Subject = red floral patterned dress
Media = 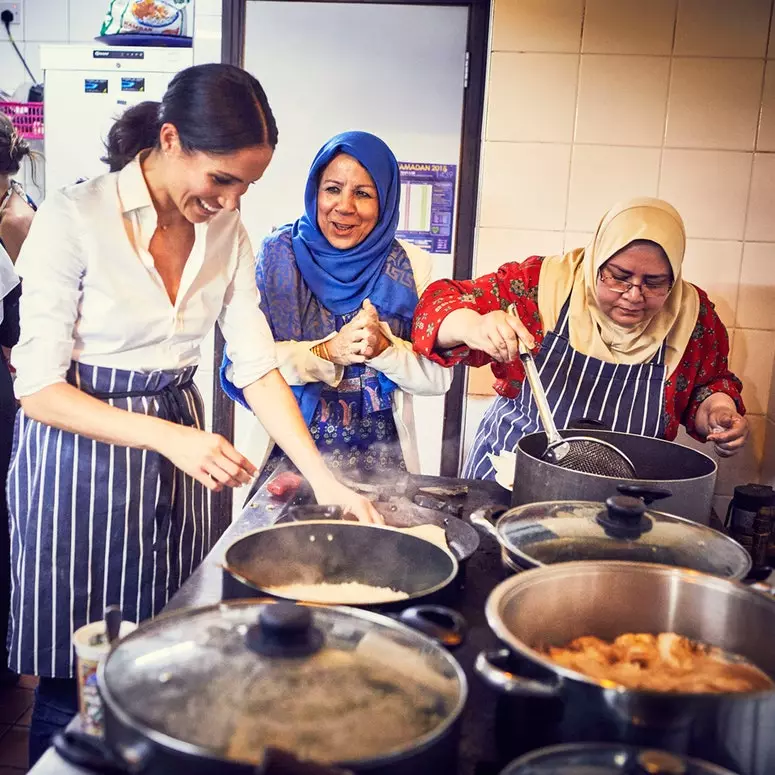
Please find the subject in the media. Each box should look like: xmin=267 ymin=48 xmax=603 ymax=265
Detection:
xmin=412 ymin=256 xmax=744 ymax=441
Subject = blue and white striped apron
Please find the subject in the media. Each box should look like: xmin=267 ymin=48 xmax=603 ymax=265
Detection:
xmin=464 ymin=298 xmax=668 ymax=481
xmin=6 ymin=362 xmax=212 ymax=677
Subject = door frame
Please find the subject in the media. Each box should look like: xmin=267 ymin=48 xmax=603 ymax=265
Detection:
xmin=212 ymin=0 xmax=489 ymax=515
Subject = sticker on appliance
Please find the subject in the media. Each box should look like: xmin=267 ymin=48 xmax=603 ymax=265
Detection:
xmin=395 ymin=163 xmax=457 ymax=254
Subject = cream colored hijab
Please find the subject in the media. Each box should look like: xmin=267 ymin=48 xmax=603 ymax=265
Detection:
xmin=537 ymin=197 xmax=698 ymax=376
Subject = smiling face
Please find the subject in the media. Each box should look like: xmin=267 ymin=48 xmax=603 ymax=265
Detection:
xmin=159 ymin=123 xmax=274 ymax=223
xmin=595 ymin=241 xmax=674 ymax=327
xmin=316 ymin=153 xmax=379 ymax=249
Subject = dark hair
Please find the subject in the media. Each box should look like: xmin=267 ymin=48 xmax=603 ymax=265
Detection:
xmin=102 ymin=63 xmax=278 ymax=172
xmin=0 ymin=112 xmax=32 ymax=176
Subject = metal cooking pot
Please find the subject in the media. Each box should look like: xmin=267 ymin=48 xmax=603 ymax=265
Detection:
xmin=471 ymin=490 xmax=752 ymax=580
xmin=514 ymin=430 xmax=717 ymax=524
xmin=221 ymin=516 xmax=460 ymax=609
xmin=56 ymin=600 xmax=468 ymax=775
xmin=475 ymin=561 xmax=775 ymax=775
xmin=500 ymin=742 xmax=737 ymax=774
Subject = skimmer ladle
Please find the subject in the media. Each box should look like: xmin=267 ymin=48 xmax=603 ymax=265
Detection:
xmin=516 ymin=338 xmax=638 ymax=479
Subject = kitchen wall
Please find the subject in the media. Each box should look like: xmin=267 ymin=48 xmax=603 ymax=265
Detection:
xmin=468 ymin=0 xmax=775 ymax=514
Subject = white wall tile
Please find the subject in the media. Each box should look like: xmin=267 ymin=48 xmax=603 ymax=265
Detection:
xmin=194 ymin=12 xmax=222 ymax=40
xmin=22 ymin=43 xmax=43 ymax=86
xmin=769 ymin=355 xmax=775 ymax=421
xmin=479 ymin=142 xmax=571 ymax=230
xmin=714 ymin=414 xmax=766 ymax=494
xmin=770 ymin=11 xmax=775 ymax=59
xmin=486 ymin=53 xmax=578 ymax=143
xmin=746 ymin=153 xmax=775 ymax=241
xmin=475 ymin=228 xmax=564 ymax=275
xmin=582 ymin=0 xmax=677 ymax=56
xmin=761 ymin=419 xmax=775 ymax=486
xmin=730 ymin=329 xmax=775 ymax=416
xmin=567 ymin=145 xmax=660 ymax=232
xmin=563 ymin=231 xmax=593 ymax=251
xmin=737 ymin=243 xmax=775 ymax=330
xmin=759 ymin=61 xmax=775 ymax=152
xmin=675 ymin=0 xmax=771 ymax=58
xmin=666 ymin=58 xmax=764 ymax=151
xmin=193 ymin=36 xmax=221 ymax=66
xmin=468 ymin=365 xmax=496 ymax=396
xmin=575 ymin=55 xmax=670 ymax=146
xmin=25 ymin=0 xmax=68 ymax=42
xmin=491 ymin=0 xmax=584 ymax=53
xmin=682 ymin=239 xmax=742 ymax=329
xmin=68 ymin=0 xmax=107 ymax=42
xmin=659 ymin=150 xmax=752 ymax=240
xmin=0 ymin=41 xmax=29 ymax=95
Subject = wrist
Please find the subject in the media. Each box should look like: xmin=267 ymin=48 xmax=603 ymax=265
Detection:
xmin=141 ymin=415 xmax=176 ymax=454
xmin=310 ymin=340 xmax=331 ymax=361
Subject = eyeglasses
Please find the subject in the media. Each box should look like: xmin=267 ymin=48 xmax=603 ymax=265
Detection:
xmin=598 ymin=268 xmax=672 ymax=298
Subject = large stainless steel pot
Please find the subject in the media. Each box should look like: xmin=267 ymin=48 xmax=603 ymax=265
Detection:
xmin=55 ymin=600 xmax=468 ymax=775
xmin=513 ymin=430 xmax=717 ymax=523
xmin=475 ymin=561 xmax=775 ymax=775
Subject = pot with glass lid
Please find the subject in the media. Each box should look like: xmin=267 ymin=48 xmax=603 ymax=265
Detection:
xmin=471 ymin=485 xmax=752 ymax=580
xmin=53 ymin=600 xmax=468 ymax=775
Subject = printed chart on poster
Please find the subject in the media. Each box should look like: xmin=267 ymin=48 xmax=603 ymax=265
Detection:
xmin=395 ymin=162 xmax=457 ymax=254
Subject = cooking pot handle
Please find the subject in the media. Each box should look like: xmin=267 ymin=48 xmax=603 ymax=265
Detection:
xmin=470 ymin=507 xmax=507 ymax=538
xmin=53 ymin=730 xmax=146 ymax=774
xmin=397 ymin=605 xmax=467 ymax=649
xmin=475 ymin=649 xmax=562 ymax=698
xmin=615 ymin=484 xmax=672 ymax=505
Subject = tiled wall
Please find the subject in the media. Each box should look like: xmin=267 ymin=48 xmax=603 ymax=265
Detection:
xmin=468 ymin=0 xmax=775 ymax=511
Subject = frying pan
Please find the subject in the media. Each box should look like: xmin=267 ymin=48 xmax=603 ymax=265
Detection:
xmin=221 ymin=518 xmax=460 ymax=609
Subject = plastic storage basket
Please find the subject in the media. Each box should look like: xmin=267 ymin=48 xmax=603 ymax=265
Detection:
xmin=0 ymin=102 xmax=44 ymax=140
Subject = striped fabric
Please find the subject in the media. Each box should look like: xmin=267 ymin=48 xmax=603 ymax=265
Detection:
xmin=464 ymin=299 xmax=667 ymax=481
xmin=6 ymin=362 xmax=212 ymax=678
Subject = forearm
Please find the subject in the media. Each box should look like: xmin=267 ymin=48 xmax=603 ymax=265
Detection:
xmin=694 ymin=392 xmax=736 ymax=438
xmin=19 ymin=382 xmax=171 ymax=452
xmin=242 ymin=368 xmax=334 ymax=489
xmin=435 ymin=308 xmax=482 ymax=349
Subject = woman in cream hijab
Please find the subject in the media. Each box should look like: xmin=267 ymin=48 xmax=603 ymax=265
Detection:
xmin=412 ymin=197 xmax=748 ymax=481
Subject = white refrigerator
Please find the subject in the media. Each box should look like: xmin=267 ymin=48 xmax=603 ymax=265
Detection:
xmin=41 ymin=44 xmax=193 ymax=192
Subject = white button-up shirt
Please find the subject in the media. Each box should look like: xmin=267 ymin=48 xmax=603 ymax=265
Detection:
xmin=13 ymin=156 xmax=277 ymax=398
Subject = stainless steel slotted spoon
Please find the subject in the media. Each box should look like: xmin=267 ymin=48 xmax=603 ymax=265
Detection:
xmin=516 ymin=338 xmax=638 ymax=479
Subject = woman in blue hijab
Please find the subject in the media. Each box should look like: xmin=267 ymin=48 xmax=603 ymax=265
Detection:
xmin=222 ymin=131 xmax=450 ymax=480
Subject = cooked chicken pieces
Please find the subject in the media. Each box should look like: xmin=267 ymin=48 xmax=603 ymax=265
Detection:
xmin=543 ymin=633 xmax=773 ymax=693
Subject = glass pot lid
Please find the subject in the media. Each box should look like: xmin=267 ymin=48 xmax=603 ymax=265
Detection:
xmin=501 ymin=743 xmax=738 ymax=775
xmin=497 ymin=494 xmax=751 ymax=579
xmin=100 ymin=600 xmax=465 ymax=766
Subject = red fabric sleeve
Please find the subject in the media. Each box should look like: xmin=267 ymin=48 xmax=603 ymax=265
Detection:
xmin=411 ymin=257 xmax=545 ymax=398
xmin=667 ymin=287 xmax=745 ymax=441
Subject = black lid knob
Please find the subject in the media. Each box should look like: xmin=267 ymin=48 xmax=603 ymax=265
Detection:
xmin=596 ymin=496 xmax=652 ymax=539
xmin=246 ymin=603 xmax=324 ymax=658
xmin=732 ymin=484 xmax=775 ymax=512
xmin=616 ymin=484 xmax=672 ymax=506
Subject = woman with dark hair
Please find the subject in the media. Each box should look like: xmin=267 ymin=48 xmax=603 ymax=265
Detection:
xmin=9 ymin=63 xmax=378 ymax=763
xmin=0 ymin=112 xmax=37 ymax=262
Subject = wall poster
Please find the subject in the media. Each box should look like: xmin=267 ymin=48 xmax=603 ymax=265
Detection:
xmin=395 ymin=162 xmax=457 ymax=254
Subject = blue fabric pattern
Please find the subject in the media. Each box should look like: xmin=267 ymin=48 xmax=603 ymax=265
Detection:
xmin=292 ymin=131 xmax=403 ymax=315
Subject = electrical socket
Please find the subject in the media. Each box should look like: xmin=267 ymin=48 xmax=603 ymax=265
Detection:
xmin=0 ymin=2 xmax=22 ymax=28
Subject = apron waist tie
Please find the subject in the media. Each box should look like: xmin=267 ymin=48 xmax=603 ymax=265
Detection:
xmin=91 ymin=379 xmax=196 ymax=551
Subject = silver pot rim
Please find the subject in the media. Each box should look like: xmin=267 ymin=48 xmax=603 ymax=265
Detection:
xmin=485 ymin=560 xmax=775 ymax=698
xmin=98 ymin=598 xmax=468 ymax=768
xmin=516 ymin=429 xmax=719 ymax=483
xmin=480 ymin=500 xmax=752 ymax=580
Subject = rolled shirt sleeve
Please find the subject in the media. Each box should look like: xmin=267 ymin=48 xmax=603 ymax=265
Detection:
xmin=219 ymin=224 xmax=278 ymax=389
xmin=13 ymin=190 xmax=84 ymax=398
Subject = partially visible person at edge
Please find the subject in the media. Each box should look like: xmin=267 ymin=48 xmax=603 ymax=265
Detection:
xmin=412 ymin=197 xmax=748 ymax=481
xmin=0 ymin=243 xmax=19 ymax=688
xmin=221 ymin=131 xmax=451 ymax=486
xmin=0 ymin=112 xmax=37 ymax=262
xmin=8 ymin=63 xmax=379 ymax=766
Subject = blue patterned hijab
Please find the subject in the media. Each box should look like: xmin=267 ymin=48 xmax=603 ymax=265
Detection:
xmin=292 ymin=131 xmax=402 ymax=315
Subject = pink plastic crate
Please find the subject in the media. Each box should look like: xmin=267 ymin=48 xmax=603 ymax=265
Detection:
xmin=0 ymin=102 xmax=44 ymax=140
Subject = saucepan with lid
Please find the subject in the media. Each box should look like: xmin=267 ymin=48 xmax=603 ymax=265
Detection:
xmin=54 ymin=599 xmax=468 ymax=775
xmin=471 ymin=486 xmax=752 ymax=580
